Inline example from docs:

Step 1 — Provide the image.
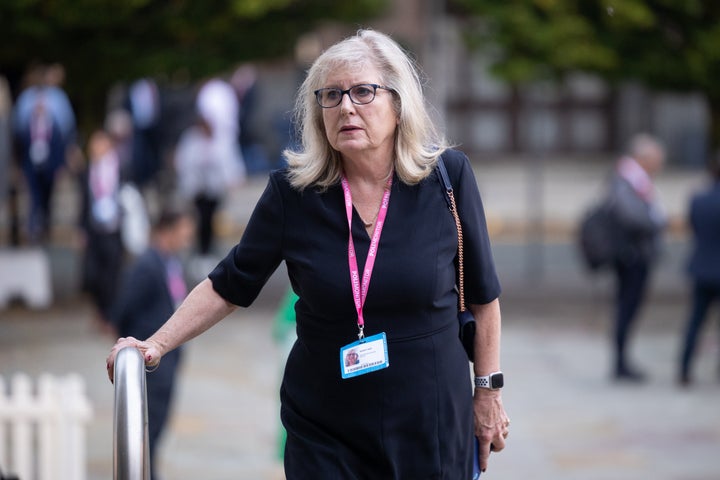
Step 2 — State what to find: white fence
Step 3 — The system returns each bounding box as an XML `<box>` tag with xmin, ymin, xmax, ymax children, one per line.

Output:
<box><xmin>0</xmin><ymin>373</ymin><xmax>92</xmax><ymax>480</ymax></box>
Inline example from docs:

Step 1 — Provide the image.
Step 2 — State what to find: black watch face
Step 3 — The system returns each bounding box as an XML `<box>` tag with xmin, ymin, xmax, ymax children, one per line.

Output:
<box><xmin>490</xmin><ymin>373</ymin><xmax>504</xmax><ymax>389</ymax></box>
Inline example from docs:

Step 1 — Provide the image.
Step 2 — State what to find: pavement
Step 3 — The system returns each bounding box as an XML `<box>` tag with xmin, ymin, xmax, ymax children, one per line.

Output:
<box><xmin>1</xmin><ymin>156</ymin><xmax>719</xmax><ymax>479</ymax></box>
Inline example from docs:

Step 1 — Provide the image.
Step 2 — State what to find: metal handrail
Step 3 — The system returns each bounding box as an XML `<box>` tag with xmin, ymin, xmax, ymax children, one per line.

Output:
<box><xmin>113</xmin><ymin>347</ymin><xmax>150</xmax><ymax>480</ymax></box>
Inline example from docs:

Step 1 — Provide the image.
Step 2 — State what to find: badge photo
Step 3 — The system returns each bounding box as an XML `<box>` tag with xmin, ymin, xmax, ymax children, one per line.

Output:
<box><xmin>340</xmin><ymin>332</ymin><xmax>389</xmax><ymax>379</ymax></box>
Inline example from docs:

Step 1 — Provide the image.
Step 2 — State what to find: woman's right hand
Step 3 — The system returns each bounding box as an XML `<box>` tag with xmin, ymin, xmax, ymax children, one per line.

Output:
<box><xmin>106</xmin><ymin>336</ymin><xmax>162</xmax><ymax>383</ymax></box>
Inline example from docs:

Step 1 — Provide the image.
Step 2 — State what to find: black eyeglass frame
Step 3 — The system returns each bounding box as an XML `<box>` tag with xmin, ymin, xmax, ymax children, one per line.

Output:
<box><xmin>313</xmin><ymin>83</ymin><xmax>393</xmax><ymax>108</ymax></box>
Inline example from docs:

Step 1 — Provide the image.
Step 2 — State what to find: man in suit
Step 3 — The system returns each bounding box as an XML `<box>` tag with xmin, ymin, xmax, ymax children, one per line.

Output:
<box><xmin>12</xmin><ymin>64</ymin><xmax>76</xmax><ymax>243</ymax></box>
<box><xmin>679</xmin><ymin>155</ymin><xmax>720</xmax><ymax>387</ymax></box>
<box><xmin>608</xmin><ymin>134</ymin><xmax>666</xmax><ymax>382</ymax></box>
<box><xmin>78</xmin><ymin>130</ymin><xmax>124</xmax><ymax>329</ymax></box>
<box><xmin>110</xmin><ymin>207</ymin><xmax>194</xmax><ymax>479</ymax></box>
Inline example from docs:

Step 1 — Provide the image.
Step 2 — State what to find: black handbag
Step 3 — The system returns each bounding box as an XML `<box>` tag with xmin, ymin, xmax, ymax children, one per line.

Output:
<box><xmin>436</xmin><ymin>157</ymin><xmax>476</xmax><ymax>362</ymax></box>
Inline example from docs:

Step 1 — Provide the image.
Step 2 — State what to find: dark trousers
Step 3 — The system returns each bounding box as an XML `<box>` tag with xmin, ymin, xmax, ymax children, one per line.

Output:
<box><xmin>613</xmin><ymin>261</ymin><xmax>650</xmax><ymax>373</ymax></box>
<box><xmin>146</xmin><ymin>349</ymin><xmax>181</xmax><ymax>480</ymax></box>
<box><xmin>82</xmin><ymin>231</ymin><xmax>124</xmax><ymax>320</ymax></box>
<box><xmin>194</xmin><ymin>194</ymin><xmax>219</xmax><ymax>255</ymax></box>
<box><xmin>23</xmin><ymin>165</ymin><xmax>56</xmax><ymax>242</ymax></box>
<box><xmin>679</xmin><ymin>281</ymin><xmax>720</xmax><ymax>381</ymax></box>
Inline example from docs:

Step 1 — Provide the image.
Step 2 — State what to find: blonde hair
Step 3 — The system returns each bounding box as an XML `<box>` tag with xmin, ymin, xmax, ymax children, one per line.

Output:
<box><xmin>284</xmin><ymin>29</ymin><xmax>448</xmax><ymax>190</ymax></box>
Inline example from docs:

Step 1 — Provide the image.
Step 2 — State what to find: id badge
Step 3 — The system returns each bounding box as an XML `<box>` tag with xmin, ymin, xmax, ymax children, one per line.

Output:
<box><xmin>340</xmin><ymin>332</ymin><xmax>389</xmax><ymax>379</ymax></box>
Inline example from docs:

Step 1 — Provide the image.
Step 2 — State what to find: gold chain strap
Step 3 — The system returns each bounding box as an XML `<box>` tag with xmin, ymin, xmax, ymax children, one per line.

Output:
<box><xmin>446</xmin><ymin>189</ymin><xmax>466</xmax><ymax>312</ymax></box>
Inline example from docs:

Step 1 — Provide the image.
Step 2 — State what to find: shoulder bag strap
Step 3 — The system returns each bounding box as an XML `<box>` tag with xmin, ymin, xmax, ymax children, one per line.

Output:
<box><xmin>436</xmin><ymin>156</ymin><xmax>467</xmax><ymax>313</ymax></box>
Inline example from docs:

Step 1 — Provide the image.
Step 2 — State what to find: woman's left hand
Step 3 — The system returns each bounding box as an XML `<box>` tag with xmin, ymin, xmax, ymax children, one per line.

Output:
<box><xmin>473</xmin><ymin>388</ymin><xmax>510</xmax><ymax>473</ymax></box>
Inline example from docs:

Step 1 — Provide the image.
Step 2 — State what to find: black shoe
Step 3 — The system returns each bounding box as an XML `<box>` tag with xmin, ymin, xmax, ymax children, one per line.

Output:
<box><xmin>614</xmin><ymin>366</ymin><xmax>648</xmax><ymax>383</ymax></box>
<box><xmin>677</xmin><ymin>373</ymin><xmax>692</xmax><ymax>388</ymax></box>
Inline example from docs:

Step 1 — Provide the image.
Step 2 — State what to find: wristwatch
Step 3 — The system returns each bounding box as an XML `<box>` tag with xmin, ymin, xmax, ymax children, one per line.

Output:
<box><xmin>474</xmin><ymin>371</ymin><xmax>504</xmax><ymax>390</ymax></box>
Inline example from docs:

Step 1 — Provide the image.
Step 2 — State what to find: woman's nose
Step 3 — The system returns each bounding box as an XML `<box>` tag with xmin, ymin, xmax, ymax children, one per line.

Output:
<box><xmin>339</xmin><ymin>93</ymin><xmax>355</xmax><ymax>114</ymax></box>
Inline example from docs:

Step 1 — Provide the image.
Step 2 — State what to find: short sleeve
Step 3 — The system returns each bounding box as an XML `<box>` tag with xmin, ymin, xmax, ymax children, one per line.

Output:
<box><xmin>443</xmin><ymin>149</ymin><xmax>501</xmax><ymax>305</ymax></box>
<box><xmin>208</xmin><ymin>172</ymin><xmax>285</xmax><ymax>306</ymax></box>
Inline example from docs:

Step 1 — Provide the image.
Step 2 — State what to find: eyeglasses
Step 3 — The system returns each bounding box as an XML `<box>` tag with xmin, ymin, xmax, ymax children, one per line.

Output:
<box><xmin>314</xmin><ymin>83</ymin><xmax>393</xmax><ymax>108</ymax></box>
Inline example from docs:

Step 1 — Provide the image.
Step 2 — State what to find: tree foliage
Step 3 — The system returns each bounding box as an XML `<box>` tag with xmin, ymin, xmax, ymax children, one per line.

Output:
<box><xmin>451</xmin><ymin>0</ymin><xmax>720</xmax><ymax>149</ymax></box>
<box><xmin>0</xmin><ymin>0</ymin><xmax>387</xmax><ymax>128</ymax></box>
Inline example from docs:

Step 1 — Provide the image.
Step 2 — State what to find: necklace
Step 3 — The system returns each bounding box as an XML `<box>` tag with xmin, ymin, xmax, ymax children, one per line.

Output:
<box><xmin>357</xmin><ymin>187</ymin><xmax>388</xmax><ymax>227</ymax></box>
<box><xmin>359</xmin><ymin>215</ymin><xmax>376</xmax><ymax>228</ymax></box>
<box><xmin>356</xmin><ymin>203</ymin><xmax>380</xmax><ymax>227</ymax></box>
<box><xmin>348</xmin><ymin>168</ymin><xmax>393</xmax><ymax>228</ymax></box>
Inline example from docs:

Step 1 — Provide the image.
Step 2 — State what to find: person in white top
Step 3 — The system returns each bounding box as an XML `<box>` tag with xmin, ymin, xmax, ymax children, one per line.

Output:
<box><xmin>175</xmin><ymin>115</ymin><xmax>242</xmax><ymax>256</ymax></box>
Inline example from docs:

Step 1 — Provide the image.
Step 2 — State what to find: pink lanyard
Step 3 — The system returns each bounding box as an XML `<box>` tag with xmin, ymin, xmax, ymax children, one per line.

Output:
<box><xmin>341</xmin><ymin>173</ymin><xmax>393</xmax><ymax>339</ymax></box>
<box><xmin>31</xmin><ymin>105</ymin><xmax>51</xmax><ymax>143</ymax></box>
<box><xmin>90</xmin><ymin>152</ymin><xmax>119</xmax><ymax>199</ymax></box>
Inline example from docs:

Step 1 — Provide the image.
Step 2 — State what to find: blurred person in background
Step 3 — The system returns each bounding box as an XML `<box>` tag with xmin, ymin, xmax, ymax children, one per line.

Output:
<box><xmin>107</xmin><ymin>29</ymin><xmax>509</xmax><ymax>478</ymax></box>
<box><xmin>109</xmin><ymin>206</ymin><xmax>195</xmax><ymax>480</ymax></box>
<box><xmin>196</xmin><ymin>76</ymin><xmax>247</xmax><ymax>181</ymax></box>
<box><xmin>126</xmin><ymin>78</ymin><xmax>162</xmax><ymax>189</ymax></box>
<box><xmin>607</xmin><ymin>133</ymin><xmax>667</xmax><ymax>382</ymax></box>
<box><xmin>175</xmin><ymin>115</ymin><xmax>242</xmax><ymax>260</ymax></box>
<box><xmin>104</xmin><ymin>108</ymin><xmax>151</xmax><ymax>258</ymax></box>
<box><xmin>104</xmin><ymin>108</ymin><xmax>134</xmax><ymax>182</ymax></box>
<box><xmin>0</xmin><ymin>76</ymin><xmax>11</xmax><ymax>243</ymax></box>
<box><xmin>678</xmin><ymin>153</ymin><xmax>720</xmax><ymax>387</ymax></box>
<box><xmin>11</xmin><ymin>63</ymin><xmax>76</xmax><ymax>243</ymax></box>
<box><xmin>272</xmin><ymin>288</ymin><xmax>299</xmax><ymax>461</ymax></box>
<box><xmin>231</xmin><ymin>63</ymin><xmax>269</xmax><ymax>174</ymax></box>
<box><xmin>78</xmin><ymin>129</ymin><xmax>124</xmax><ymax>330</ymax></box>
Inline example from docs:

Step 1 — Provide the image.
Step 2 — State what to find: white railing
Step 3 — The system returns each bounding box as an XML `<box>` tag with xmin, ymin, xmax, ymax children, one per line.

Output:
<box><xmin>113</xmin><ymin>347</ymin><xmax>150</xmax><ymax>480</ymax></box>
<box><xmin>0</xmin><ymin>373</ymin><xmax>92</xmax><ymax>480</ymax></box>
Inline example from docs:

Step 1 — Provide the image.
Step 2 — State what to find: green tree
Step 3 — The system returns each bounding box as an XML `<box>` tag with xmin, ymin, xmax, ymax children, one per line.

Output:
<box><xmin>0</xmin><ymin>0</ymin><xmax>387</xmax><ymax>131</ymax></box>
<box><xmin>451</xmin><ymin>0</ymin><xmax>720</xmax><ymax>155</ymax></box>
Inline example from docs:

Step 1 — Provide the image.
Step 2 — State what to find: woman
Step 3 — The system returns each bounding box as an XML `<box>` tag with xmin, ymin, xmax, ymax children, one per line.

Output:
<box><xmin>107</xmin><ymin>29</ymin><xmax>509</xmax><ymax>478</ymax></box>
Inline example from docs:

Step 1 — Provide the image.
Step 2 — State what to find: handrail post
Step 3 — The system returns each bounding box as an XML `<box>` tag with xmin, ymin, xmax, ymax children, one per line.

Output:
<box><xmin>113</xmin><ymin>347</ymin><xmax>150</xmax><ymax>480</ymax></box>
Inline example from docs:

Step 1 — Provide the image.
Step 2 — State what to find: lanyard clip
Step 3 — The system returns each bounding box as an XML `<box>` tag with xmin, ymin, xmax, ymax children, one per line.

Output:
<box><xmin>357</xmin><ymin>324</ymin><xmax>365</xmax><ymax>340</ymax></box>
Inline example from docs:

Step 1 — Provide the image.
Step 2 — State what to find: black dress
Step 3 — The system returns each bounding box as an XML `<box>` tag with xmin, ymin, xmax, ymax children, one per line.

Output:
<box><xmin>209</xmin><ymin>149</ymin><xmax>501</xmax><ymax>479</ymax></box>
